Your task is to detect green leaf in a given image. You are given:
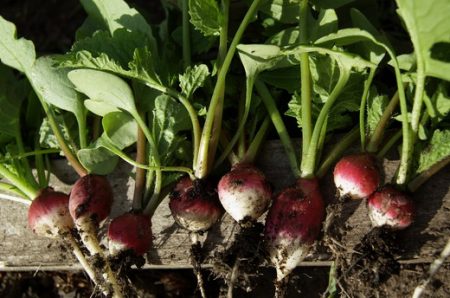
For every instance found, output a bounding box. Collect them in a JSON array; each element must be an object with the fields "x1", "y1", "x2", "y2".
[
  {"x1": 0, "y1": 16, "x2": 35, "y2": 73},
  {"x1": 433, "y1": 83, "x2": 450, "y2": 120},
  {"x1": 237, "y1": 44, "x2": 286, "y2": 77},
  {"x1": 259, "y1": 67, "x2": 300, "y2": 92},
  {"x1": 38, "y1": 115, "x2": 77, "y2": 151},
  {"x1": 415, "y1": 129, "x2": 450, "y2": 174},
  {"x1": 77, "y1": 143, "x2": 119, "y2": 175},
  {"x1": 80, "y1": 0, "x2": 158, "y2": 57},
  {"x1": 151, "y1": 95, "x2": 191, "y2": 165},
  {"x1": 68, "y1": 69, "x2": 138, "y2": 115},
  {"x1": 30, "y1": 57, "x2": 85, "y2": 122},
  {"x1": 102, "y1": 112, "x2": 137, "y2": 148},
  {"x1": 179, "y1": 64, "x2": 210, "y2": 99},
  {"x1": 260, "y1": 0, "x2": 299, "y2": 24},
  {"x1": 0, "y1": 65, "x2": 26, "y2": 136},
  {"x1": 188, "y1": 0, "x2": 222, "y2": 37},
  {"x1": 396, "y1": 0, "x2": 450, "y2": 81},
  {"x1": 366, "y1": 89, "x2": 389, "y2": 137},
  {"x1": 310, "y1": 0, "x2": 356, "y2": 9}
]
